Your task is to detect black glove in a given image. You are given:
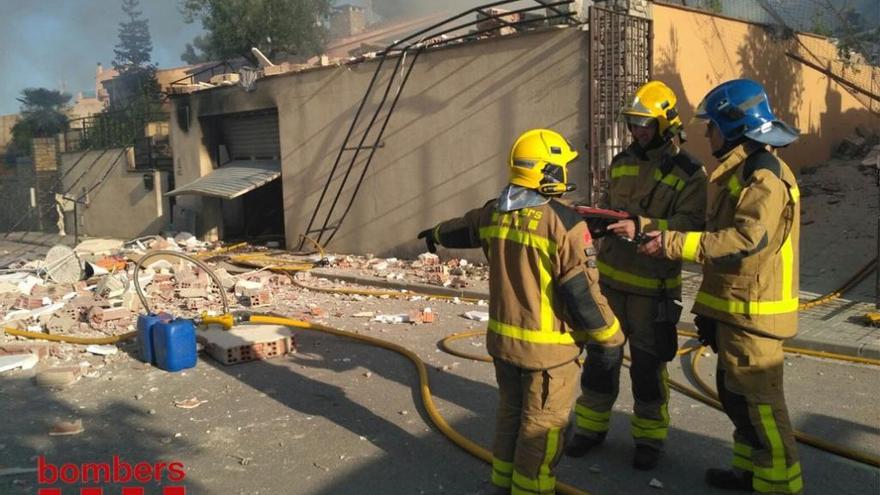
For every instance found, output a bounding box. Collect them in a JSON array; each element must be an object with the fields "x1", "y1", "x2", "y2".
[
  {"x1": 417, "y1": 228, "x2": 437, "y2": 254},
  {"x1": 694, "y1": 315, "x2": 718, "y2": 353},
  {"x1": 584, "y1": 217, "x2": 613, "y2": 239}
]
